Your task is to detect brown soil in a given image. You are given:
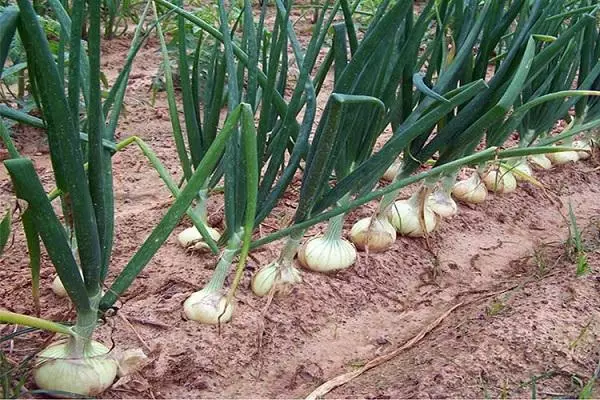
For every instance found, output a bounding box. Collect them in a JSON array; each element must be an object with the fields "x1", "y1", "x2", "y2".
[{"x1": 2, "y1": 16, "x2": 600, "y2": 399}]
